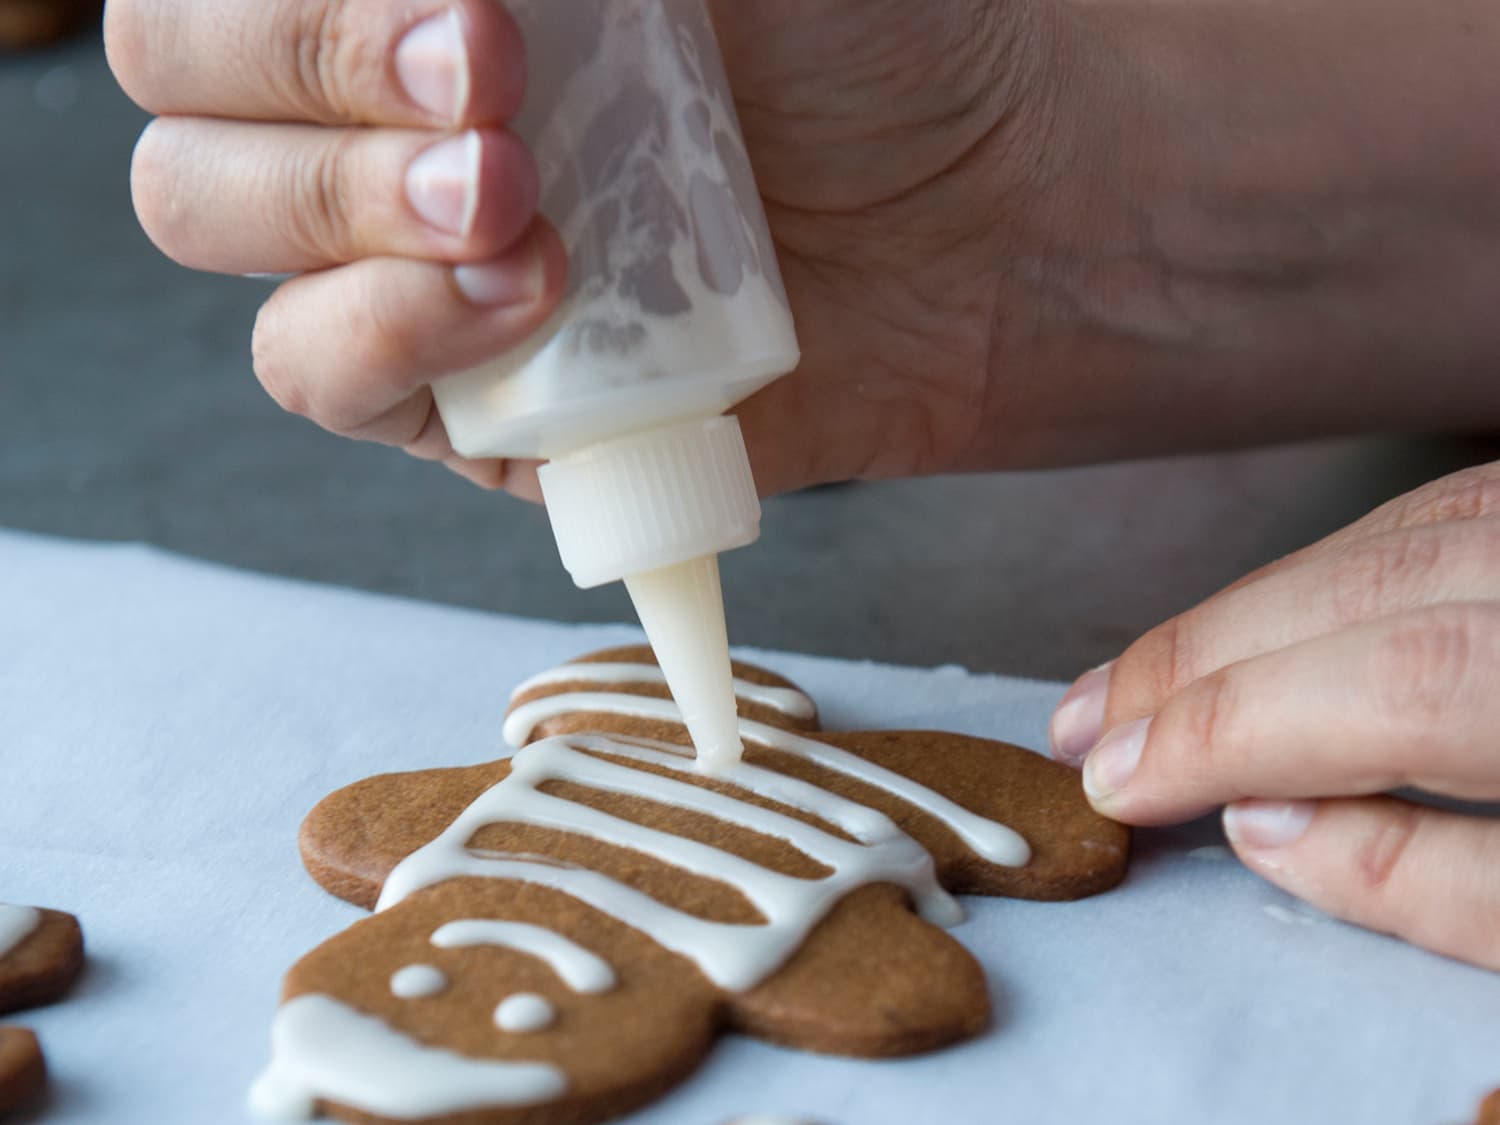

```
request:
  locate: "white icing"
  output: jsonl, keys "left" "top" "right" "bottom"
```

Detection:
{"left": 431, "top": 920, "right": 615, "bottom": 993}
{"left": 378, "top": 733, "right": 972, "bottom": 991}
{"left": 0, "top": 904, "right": 40, "bottom": 960}
{"left": 389, "top": 964, "right": 447, "bottom": 999}
{"left": 494, "top": 993, "right": 555, "bottom": 1033}
{"left": 502, "top": 692, "right": 1030, "bottom": 866}
{"left": 249, "top": 994, "right": 565, "bottom": 1120}
{"left": 510, "top": 662, "right": 817, "bottom": 721}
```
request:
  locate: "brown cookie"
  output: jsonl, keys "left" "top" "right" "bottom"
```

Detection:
{"left": 0, "top": 1026, "right": 46, "bottom": 1115}
{"left": 0, "top": 906, "right": 83, "bottom": 1015}
{"left": 259, "top": 648, "right": 1129, "bottom": 1124}
{"left": 1477, "top": 1088, "right": 1500, "bottom": 1125}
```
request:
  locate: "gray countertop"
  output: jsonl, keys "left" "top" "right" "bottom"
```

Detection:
{"left": 3, "top": 36, "right": 1493, "bottom": 680}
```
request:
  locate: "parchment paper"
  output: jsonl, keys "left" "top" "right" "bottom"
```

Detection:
{"left": 2, "top": 530, "right": 1494, "bottom": 1125}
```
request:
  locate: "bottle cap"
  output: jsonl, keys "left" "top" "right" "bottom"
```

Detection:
{"left": 537, "top": 415, "right": 761, "bottom": 589}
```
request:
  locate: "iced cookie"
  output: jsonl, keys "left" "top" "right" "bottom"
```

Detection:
{"left": 256, "top": 646, "right": 1130, "bottom": 1123}
{"left": 0, "top": 1027, "right": 45, "bottom": 1115}
{"left": 0, "top": 905, "right": 83, "bottom": 1015}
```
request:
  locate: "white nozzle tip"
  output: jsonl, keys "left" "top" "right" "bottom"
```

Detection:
{"left": 538, "top": 415, "right": 760, "bottom": 589}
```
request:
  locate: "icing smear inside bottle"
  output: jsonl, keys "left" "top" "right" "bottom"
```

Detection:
{"left": 430, "top": 1, "right": 799, "bottom": 772}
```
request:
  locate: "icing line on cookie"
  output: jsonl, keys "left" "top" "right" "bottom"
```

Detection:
{"left": 431, "top": 920, "right": 616, "bottom": 993}
{"left": 250, "top": 994, "right": 564, "bottom": 1120}
{"left": 377, "top": 735, "right": 964, "bottom": 991}
{"left": 510, "top": 662, "right": 817, "bottom": 721}
{"left": 390, "top": 964, "right": 447, "bottom": 999}
{"left": 494, "top": 993, "right": 554, "bottom": 1033}
{"left": 0, "top": 905, "right": 40, "bottom": 960}
{"left": 502, "top": 692, "right": 1030, "bottom": 866}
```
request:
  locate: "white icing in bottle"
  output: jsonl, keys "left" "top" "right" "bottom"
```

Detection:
{"left": 389, "top": 964, "right": 447, "bottom": 1000}
{"left": 428, "top": 0, "right": 803, "bottom": 775}
{"left": 494, "top": 993, "right": 555, "bottom": 1033}
{"left": 0, "top": 904, "right": 40, "bottom": 959}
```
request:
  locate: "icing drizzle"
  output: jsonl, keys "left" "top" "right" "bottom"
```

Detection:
{"left": 494, "top": 993, "right": 555, "bottom": 1033}
{"left": 432, "top": 919, "right": 616, "bottom": 993}
{"left": 390, "top": 964, "right": 447, "bottom": 1000}
{"left": 509, "top": 662, "right": 817, "bottom": 722}
{"left": 0, "top": 905, "right": 39, "bottom": 960}
{"left": 249, "top": 994, "right": 564, "bottom": 1120}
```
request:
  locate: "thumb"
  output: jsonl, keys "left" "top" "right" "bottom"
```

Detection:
{"left": 1223, "top": 796, "right": 1500, "bottom": 971}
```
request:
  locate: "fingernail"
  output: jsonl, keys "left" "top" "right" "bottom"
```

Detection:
{"left": 1050, "top": 662, "right": 1113, "bottom": 767}
{"left": 406, "top": 131, "right": 482, "bottom": 237}
{"left": 396, "top": 9, "right": 470, "bottom": 122}
{"left": 453, "top": 233, "right": 546, "bottom": 307}
{"left": 1224, "top": 800, "right": 1316, "bottom": 850}
{"left": 1082, "top": 716, "right": 1150, "bottom": 804}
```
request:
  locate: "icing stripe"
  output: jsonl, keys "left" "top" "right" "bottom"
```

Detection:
{"left": 0, "top": 905, "right": 39, "bottom": 960}
{"left": 509, "top": 663, "right": 816, "bottom": 721}
{"left": 502, "top": 692, "right": 1030, "bottom": 867}
{"left": 249, "top": 995, "right": 565, "bottom": 1120}
{"left": 431, "top": 920, "right": 616, "bottom": 993}
{"left": 377, "top": 736, "right": 962, "bottom": 992}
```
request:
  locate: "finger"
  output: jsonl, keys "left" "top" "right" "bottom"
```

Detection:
{"left": 1095, "top": 516, "right": 1500, "bottom": 733}
{"left": 1224, "top": 796, "right": 1500, "bottom": 971}
{"left": 107, "top": 0, "right": 523, "bottom": 128}
{"left": 252, "top": 219, "right": 565, "bottom": 446}
{"left": 132, "top": 119, "right": 538, "bottom": 274}
{"left": 1079, "top": 603, "right": 1500, "bottom": 824}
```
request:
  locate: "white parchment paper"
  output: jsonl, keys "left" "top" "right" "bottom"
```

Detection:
{"left": 1, "top": 530, "right": 1494, "bottom": 1125}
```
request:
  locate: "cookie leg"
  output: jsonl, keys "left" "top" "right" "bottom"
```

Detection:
{"left": 731, "top": 885, "right": 990, "bottom": 1057}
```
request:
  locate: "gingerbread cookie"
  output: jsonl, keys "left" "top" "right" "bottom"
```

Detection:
{"left": 254, "top": 646, "right": 1129, "bottom": 1123}
{"left": 1477, "top": 1088, "right": 1500, "bottom": 1125}
{"left": 0, "top": 1027, "right": 45, "bottom": 1115}
{"left": 0, "top": 905, "right": 83, "bottom": 1015}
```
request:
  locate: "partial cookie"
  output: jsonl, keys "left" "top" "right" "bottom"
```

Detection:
{"left": 0, "top": 1026, "right": 46, "bottom": 1115}
{"left": 261, "top": 649, "right": 1129, "bottom": 1124}
{"left": 0, "top": 905, "right": 84, "bottom": 1015}
{"left": 1477, "top": 1088, "right": 1500, "bottom": 1125}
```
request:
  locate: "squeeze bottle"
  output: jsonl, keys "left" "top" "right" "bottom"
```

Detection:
{"left": 430, "top": 1, "right": 800, "bottom": 772}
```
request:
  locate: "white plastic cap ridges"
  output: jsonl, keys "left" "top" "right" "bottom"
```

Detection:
{"left": 537, "top": 415, "right": 761, "bottom": 588}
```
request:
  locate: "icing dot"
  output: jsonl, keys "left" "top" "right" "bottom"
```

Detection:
{"left": 390, "top": 964, "right": 447, "bottom": 999}
{"left": 494, "top": 993, "right": 555, "bottom": 1033}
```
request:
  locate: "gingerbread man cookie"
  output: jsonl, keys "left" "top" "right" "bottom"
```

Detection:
{"left": 254, "top": 646, "right": 1129, "bottom": 1123}
{"left": 0, "top": 903, "right": 84, "bottom": 1114}
{"left": 1476, "top": 1088, "right": 1500, "bottom": 1125}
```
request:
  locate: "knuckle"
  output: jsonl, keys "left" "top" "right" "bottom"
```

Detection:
{"left": 342, "top": 274, "right": 425, "bottom": 399}
{"left": 1382, "top": 464, "right": 1500, "bottom": 532}
{"left": 1115, "top": 614, "right": 1202, "bottom": 714}
{"left": 281, "top": 132, "right": 360, "bottom": 262}
{"left": 281, "top": 0, "right": 374, "bottom": 123}
{"left": 251, "top": 298, "right": 311, "bottom": 419}
{"left": 1327, "top": 528, "right": 1445, "bottom": 624}
{"left": 1350, "top": 803, "right": 1420, "bottom": 897}
{"left": 1369, "top": 605, "right": 1496, "bottom": 728}
{"left": 1168, "top": 668, "right": 1238, "bottom": 768}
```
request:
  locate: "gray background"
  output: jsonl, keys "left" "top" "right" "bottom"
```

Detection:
{"left": 3, "top": 34, "right": 1494, "bottom": 680}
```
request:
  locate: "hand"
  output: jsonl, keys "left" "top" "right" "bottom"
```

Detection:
{"left": 105, "top": 0, "right": 1051, "bottom": 497}
{"left": 1049, "top": 463, "right": 1500, "bottom": 970}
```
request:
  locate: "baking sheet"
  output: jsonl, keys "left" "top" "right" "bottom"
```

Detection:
{"left": 1, "top": 529, "right": 1494, "bottom": 1125}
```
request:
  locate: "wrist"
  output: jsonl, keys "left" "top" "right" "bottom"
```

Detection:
{"left": 966, "top": 0, "right": 1500, "bottom": 470}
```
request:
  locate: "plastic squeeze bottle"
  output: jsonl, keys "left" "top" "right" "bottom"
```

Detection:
{"left": 430, "top": 1, "right": 799, "bottom": 773}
